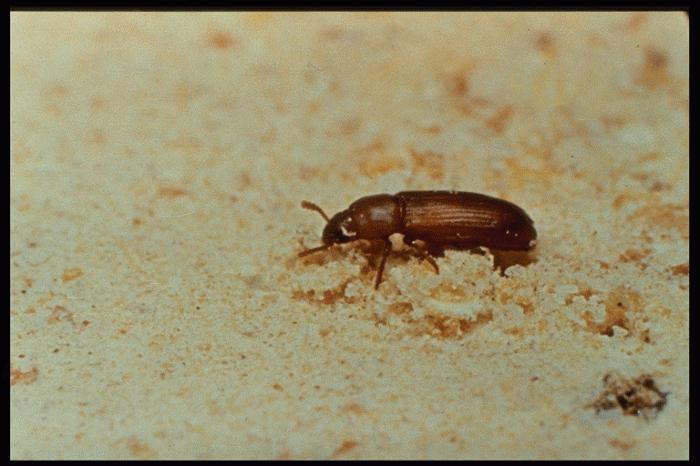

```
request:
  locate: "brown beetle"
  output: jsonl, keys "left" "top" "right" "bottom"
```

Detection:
{"left": 299, "top": 191, "right": 537, "bottom": 289}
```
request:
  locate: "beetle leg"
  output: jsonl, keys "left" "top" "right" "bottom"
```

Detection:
{"left": 421, "top": 252, "right": 440, "bottom": 275}
{"left": 374, "top": 239, "right": 392, "bottom": 289}
{"left": 425, "top": 242, "right": 446, "bottom": 258}
{"left": 403, "top": 238, "right": 440, "bottom": 275}
{"left": 414, "top": 246, "right": 440, "bottom": 275}
{"left": 298, "top": 243, "right": 332, "bottom": 257}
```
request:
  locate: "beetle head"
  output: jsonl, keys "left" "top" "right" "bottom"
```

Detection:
{"left": 299, "top": 201, "right": 356, "bottom": 257}
{"left": 322, "top": 210, "right": 357, "bottom": 244}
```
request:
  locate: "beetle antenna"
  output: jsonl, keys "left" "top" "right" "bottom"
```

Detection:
{"left": 301, "top": 201, "right": 330, "bottom": 222}
{"left": 298, "top": 244, "right": 332, "bottom": 257}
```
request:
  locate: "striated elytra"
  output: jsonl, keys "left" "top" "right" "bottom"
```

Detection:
{"left": 299, "top": 191, "right": 537, "bottom": 289}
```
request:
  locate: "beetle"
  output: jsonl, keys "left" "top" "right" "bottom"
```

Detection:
{"left": 299, "top": 191, "right": 537, "bottom": 289}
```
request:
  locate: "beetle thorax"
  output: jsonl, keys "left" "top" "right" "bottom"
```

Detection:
{"left": 349, "top": 194, "right": 401, "bottom": 239}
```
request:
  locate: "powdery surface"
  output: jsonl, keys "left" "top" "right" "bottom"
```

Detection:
{"left": 11, "top": 12, "right": 688, "bottom": 459}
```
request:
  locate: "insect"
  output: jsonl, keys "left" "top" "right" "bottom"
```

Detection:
{"left": 299, "top": 191, "right": 537, "bottom": 289}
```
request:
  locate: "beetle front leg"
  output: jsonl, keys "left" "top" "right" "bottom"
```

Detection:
{"left": 374, "top": 239, "right": 392, "bottom": 289}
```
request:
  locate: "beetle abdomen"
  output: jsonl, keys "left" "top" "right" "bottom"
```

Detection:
{"left": 397, "top": 191, "right": 536, "bottom": 250}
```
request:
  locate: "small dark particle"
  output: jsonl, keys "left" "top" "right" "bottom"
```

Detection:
{"left": 589, "top": 371, "right": 668, "bottom": 419}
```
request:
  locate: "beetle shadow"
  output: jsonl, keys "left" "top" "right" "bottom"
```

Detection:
{"left": 348, "top": 240, "right": 430, "bottom": 278}
{"left": 296, "top": 240, "right": 538, "bottom": 282}
{"left": 296, "top": 244, "right": 344, "bottom": 266}
{"left": 354, "top": 243, "right": 538, "bottom": 277}
{"left": 296, "top": 240, "right": 394, "bottom": 287}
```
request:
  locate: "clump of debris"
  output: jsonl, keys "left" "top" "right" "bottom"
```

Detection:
{"left": 589, "top": 371, "right": 668, "bottom": 419}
